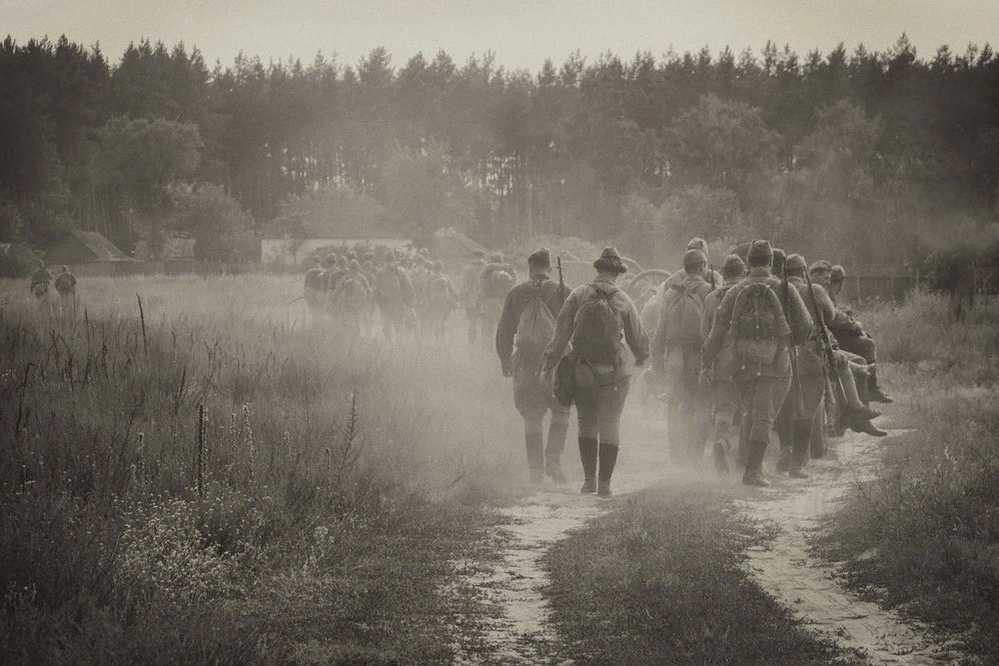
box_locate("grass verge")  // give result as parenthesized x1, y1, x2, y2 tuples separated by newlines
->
(544, 484, 856, 665)
(821, 291, 999, 661)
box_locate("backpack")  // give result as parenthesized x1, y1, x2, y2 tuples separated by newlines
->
(338, 274, 368, 305)
(54, 273, 76, 294)
(571, 286, 623, 366)
(375, 266, 404, 300)
(481, 267, 515, 299)
(729, 282, 790, 366)
(304, 268, 325, 291)
(662, 282, 705, 346)
(428, 276, 452, 305)
(515, 282, 556, 353)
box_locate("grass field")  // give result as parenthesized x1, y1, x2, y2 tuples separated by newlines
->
(0, 274, 527, 663)
(823, 291, 999, 660)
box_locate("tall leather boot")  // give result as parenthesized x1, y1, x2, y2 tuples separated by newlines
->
(578, 437, 598, 493)
(742, 439, 770, 487)
(597, 442, 619, 497)
(789, 419, 811, 479)
(525, 431, 545, 485)
(868, 366, 894, 404)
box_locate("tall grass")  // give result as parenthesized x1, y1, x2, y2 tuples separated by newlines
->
(0, 275, 525, 662)
(827, 291, 999, 659)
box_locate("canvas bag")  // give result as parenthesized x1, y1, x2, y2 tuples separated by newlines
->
(662, 282, 706, 346)
(571, 285, 623, 368)
(729, 281, 790, 366)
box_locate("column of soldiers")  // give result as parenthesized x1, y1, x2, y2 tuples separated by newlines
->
(492, 238, 893, 493)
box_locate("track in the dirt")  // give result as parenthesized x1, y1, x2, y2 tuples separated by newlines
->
(738, 429, 973, 665)
(447, 416, 971, 665)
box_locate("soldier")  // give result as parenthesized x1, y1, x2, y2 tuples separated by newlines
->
(662, 238, 723, 291)
(815, 262, 893, 404)
(29, 260, 52, 300)
(702, 240, 813, 487)
(423, 260, 460, 340)
(460, 250, 487, 345)
(652, 248, 712, 467)
(373, 250, 415, 343)
(53, 265, 77, 300)
(777, 254, 885, 478)
(331, 259, 372, 335)
(543, 247, 649, 497)
(496, 248, 572, 484)
(701, 254, 746, 474)
(478, 252, 517, 347)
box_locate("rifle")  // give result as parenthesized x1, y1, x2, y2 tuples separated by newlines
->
(782, 266, 803, 417)
(557, 256, 568, 298)
(804, 268, 849, 418)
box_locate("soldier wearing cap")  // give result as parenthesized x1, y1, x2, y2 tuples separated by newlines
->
(777, 254, 885, 477)
(814, 262, 893, 404)
(496, 248, 572, 485)
(652, 247, 713, 466)
(700, 254, 746, 474)
(702, 240, 813, 486)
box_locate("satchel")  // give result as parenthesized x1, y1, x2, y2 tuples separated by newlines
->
(553, 352, 577, 408)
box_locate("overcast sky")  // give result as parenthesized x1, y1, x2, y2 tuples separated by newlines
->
(4, 0, 997, 72)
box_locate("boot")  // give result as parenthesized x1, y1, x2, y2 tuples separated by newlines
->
(545, 457, 567, 485)
(868, 367, 894, 404)
(526, 432, 545, 485)
(742, 440, 770, 487)
(850, 416, 888, 437)
(789, 420, 811, 479)
(597, 442, 618, 497)
(775, 448, 792, 473)
(578, 437, 598, 493)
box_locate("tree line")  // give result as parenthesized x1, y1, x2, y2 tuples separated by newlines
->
(1, 33, 997, 268)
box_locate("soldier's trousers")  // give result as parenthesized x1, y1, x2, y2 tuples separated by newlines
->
(736, 373, 791, 469)
(574, 376, 630, 447)
(838, 334, 876, 364)
(776, 371, 825, 469)
(664, 345, 710, 464)
(514, 369, 570, 473)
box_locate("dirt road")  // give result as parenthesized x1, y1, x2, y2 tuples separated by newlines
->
(447, 415, 968, 664)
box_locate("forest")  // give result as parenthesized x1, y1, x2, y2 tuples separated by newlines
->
(2, 33, 998, 268)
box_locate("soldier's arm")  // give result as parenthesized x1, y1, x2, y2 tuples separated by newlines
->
(495, 288, 520, 372)
(703, 287, 736, 367)
(788, 285, 814, 346)
(621, 295, 650, 365)
(650, 302, 668, 369)
(543, 287, 582, 370)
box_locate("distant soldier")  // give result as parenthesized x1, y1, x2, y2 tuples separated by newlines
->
(29, 261, 53, 300)
(331, 259, 372, 335)
(53, 265, 77, 298)
(460, 250, 487, 345)
(423, 261, 460, 340)
(478, 252, 517, 346)
(652, 248, 712, 466)
(702, 240, 813, 487)
(302, 256, 327, 316)
(815, 262, 893, 404)
(373, 250, 415, 342)
(543, 248, 650, 497)
(497, 248, 572, 485)
(701, 254, 746, 474)
(661, 238, 723, 291)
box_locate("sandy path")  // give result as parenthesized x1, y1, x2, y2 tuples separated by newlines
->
(737, 429, 973, 665)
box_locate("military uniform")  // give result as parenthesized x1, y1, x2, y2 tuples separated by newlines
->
(497, 255, 571, 483)
(702, 241, 813, 486)
(373, 257, 415, 342)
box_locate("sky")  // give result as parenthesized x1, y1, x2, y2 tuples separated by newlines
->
(3, 0, 998, 72)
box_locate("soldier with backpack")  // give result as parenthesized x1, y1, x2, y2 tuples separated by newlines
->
(702, 240, 813, 487)
(479, 253, 517, 347)
(652, 248, 713, 467)
(543, 247, 649, 497)
(496, 248, 572, 485)
(303, 256, 327, 317)
(700, 254, 746, 474)
(373, 250, 415, 343)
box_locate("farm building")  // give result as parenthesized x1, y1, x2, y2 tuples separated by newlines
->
(430, 227, 488, 270)
(44, 230, 138, 275)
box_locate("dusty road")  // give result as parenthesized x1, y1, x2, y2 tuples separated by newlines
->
(446, 413, 968, 664)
